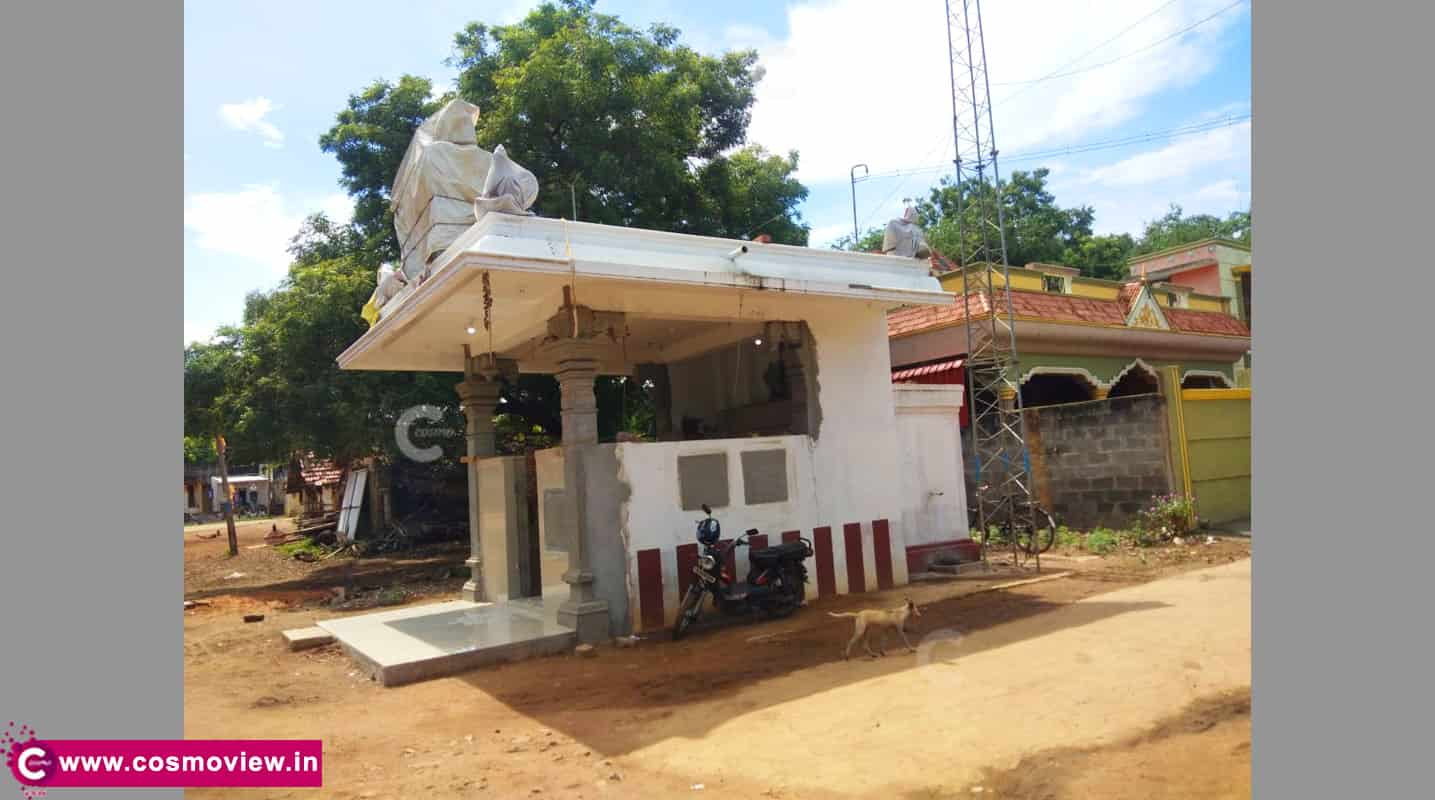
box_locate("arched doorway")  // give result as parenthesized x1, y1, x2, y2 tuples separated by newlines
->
(1181, 372, 1232, 390)
(1020, 372, 1098, 408)
(1109, 363, 1160, 398)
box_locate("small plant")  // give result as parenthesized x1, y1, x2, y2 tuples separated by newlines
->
(1085, 528, 1119, 555)
(1134, 493, 1198, 544)
(1055, 525, 1083, 549)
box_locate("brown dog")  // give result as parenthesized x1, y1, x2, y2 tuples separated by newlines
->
(829, 598, 922, 659)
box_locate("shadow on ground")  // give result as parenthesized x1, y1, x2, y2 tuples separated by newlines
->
(451, 580, 1168, 755)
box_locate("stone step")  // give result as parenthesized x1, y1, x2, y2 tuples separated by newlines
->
(282, 627, 336, 652)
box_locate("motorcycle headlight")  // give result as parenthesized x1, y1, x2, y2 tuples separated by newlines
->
(699, 555, 716, 571)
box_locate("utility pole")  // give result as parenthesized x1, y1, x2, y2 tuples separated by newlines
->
(849, 163, 869, 246)
(214, 434, 239, 556)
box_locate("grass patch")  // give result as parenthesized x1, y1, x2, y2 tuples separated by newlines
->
(1085, 528, 1120, 555)
(275, 538, 330, 560)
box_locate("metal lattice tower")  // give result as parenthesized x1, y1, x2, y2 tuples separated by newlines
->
(945, 0, 1040, 568)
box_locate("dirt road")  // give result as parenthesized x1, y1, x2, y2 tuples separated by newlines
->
(184, 531, 1249, 799)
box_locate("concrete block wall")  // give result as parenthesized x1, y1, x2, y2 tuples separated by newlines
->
(1022, 393, 1174, 529)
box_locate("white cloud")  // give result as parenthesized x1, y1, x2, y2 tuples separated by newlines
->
(1070, 120, 1250, 188)
(183, 184, 352, 276)
(744, 0, 1245, 185)
(184, 319, 217, 345)
(807, 222, 853, 248)
(218, 97, 285, 149)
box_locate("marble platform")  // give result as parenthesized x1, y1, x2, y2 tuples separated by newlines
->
(317, 593, 576, 686)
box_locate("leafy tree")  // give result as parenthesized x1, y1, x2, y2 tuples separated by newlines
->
(1133, 205, 1251, 256)
(447, 0, 782, 236)
(830, 227, 885, 253)
(693, 147, 809, 244)
(318, 76, 446, 261)
(319, 0, 806, 247)
(288, 212, 368, 269)
(184, 337, 247, 553)
(900, 168, 1249, 282)
(183, 435, 216, 465)
(1062, 233, 1136, 281)
(231, 254, 463, 466)
(915, 167, 1096, 271)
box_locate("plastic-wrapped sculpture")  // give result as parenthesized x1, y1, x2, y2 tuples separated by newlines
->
(882, 206, 932, 259)
(473, 144, 540, 218)
(360, 264, 409, 327)
(390, 99, 491, 282)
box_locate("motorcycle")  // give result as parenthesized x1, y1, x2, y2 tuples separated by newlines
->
(672, 504, 814, 640)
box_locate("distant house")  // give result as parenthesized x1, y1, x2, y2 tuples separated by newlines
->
(888, 253, 1251, 411)
(283, 454, 345, 516)
(183, 464, 216, 518)
(185, 461, 276, 519)
(1127, 238, 1251, 386)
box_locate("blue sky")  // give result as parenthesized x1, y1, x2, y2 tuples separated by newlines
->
(185, 0, 1250, 344)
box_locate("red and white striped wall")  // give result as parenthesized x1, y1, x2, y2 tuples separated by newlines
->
(632, 518, 908, 633)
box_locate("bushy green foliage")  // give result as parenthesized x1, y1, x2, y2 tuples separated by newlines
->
(1085, 528, 1120, 555)
(1055, 525, 1083, 549)
(275, 538, 331, 560)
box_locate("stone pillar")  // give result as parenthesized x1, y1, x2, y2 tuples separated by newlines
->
(548, 341, 611, 643)
(456, 367, 502, 603)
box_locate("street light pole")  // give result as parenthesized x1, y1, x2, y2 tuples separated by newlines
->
(849, 163, 869, 247)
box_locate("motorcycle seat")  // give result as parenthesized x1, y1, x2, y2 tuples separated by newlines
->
(749, 541, 810, 564)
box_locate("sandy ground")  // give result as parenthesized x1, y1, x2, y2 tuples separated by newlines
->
(183, 523, 1250, 799)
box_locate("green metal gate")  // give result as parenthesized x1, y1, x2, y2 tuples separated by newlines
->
(1162, 367, 1251, 525)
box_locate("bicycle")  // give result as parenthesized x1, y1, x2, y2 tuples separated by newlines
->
(970, 496, 1057, 556)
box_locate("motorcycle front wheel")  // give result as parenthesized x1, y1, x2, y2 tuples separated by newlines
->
(673, 584, 704, 640)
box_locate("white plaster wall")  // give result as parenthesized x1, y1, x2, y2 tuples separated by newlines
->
(802, 302, 905, 533)
(893, 384, 970, 547)
(615, 435, 818, 629)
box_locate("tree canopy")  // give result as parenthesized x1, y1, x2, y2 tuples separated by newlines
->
(196, 0, 818, 465)
(1133, 205, 1251, 257)
(834, 169, 1248, 282)
(319, 0, 808, 259)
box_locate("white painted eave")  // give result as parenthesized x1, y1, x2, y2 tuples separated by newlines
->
(338, 214, 952, 372)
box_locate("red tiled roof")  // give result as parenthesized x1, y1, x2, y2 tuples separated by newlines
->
(888, 287, 1250, 339)
(1164, 307, 1250, 336)
(287, 454, 343, 490)
(892, 358, 964, 381)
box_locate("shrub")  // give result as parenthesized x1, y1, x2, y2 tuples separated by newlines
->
(1055, 525, 1083, 549)
(1134, 493, 1198, 544)
(1085, 528, 1119, 555)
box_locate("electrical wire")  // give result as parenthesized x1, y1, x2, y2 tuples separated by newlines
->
(996, 0, 1245, 96)
(856, 113, 1249, 183)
